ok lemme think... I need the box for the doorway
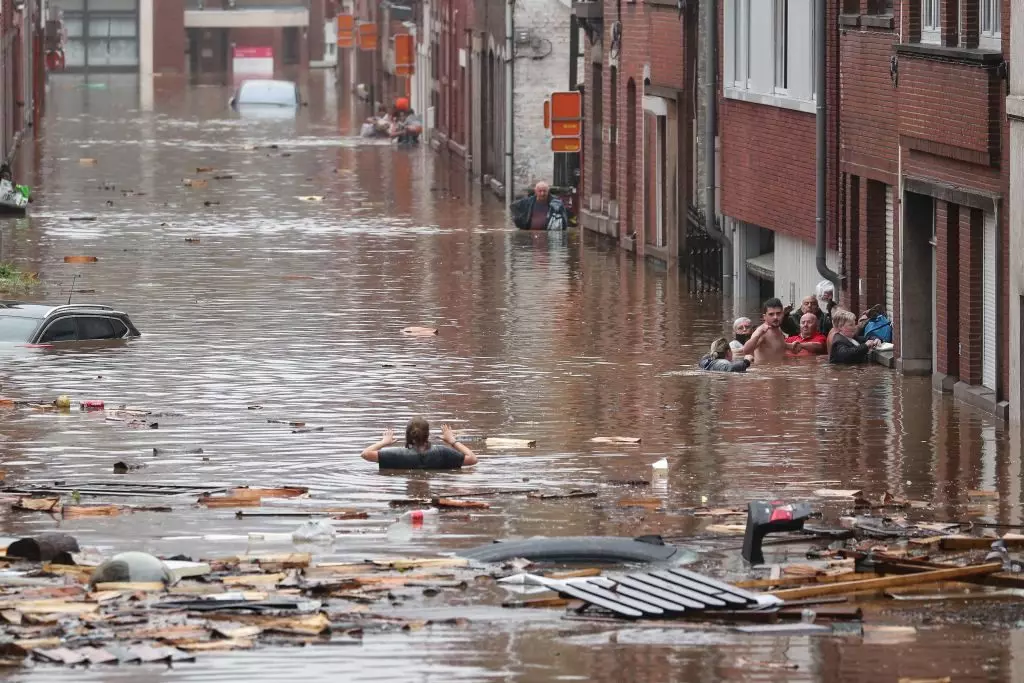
[901,192,935,375]
[625,78,636,238]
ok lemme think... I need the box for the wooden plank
[625,574,726,608]
[484,438,536,449]
[735,571,866,590]
[768,562,1004,601]
[939,536,1024,551]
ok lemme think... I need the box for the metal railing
[683,204,723,294]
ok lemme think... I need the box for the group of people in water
[700,280,894,372]
[361,97,423,144]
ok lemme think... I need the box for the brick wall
[839,29,898,182]
[153,0,186,74]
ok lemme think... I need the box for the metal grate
[2,481,228,498]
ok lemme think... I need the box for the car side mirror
[229,97,236,108]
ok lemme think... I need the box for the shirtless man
[741,298,788,363]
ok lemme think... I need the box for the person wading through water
[740,298,788,363]
[511,181,570,231]
[361,417,479,470]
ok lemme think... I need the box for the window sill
[861,14,894,29]
[894,42,1004,66]
[724,87,814,115]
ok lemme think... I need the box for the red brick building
[578,0,1011,419]
[577,0,698,265]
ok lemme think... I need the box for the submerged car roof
[0,302,120,318]
[237,79,298,106]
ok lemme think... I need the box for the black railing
[683,204,723,294]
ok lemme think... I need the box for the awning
[745,252,774,281]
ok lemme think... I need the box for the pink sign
[233,46,273,59]
[232,45,274,79]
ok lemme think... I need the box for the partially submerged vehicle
[229,79,302,119]
[458,535,696,565]
[0,302,141,348]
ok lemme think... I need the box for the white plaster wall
[1009,0,1024,423]
[773,232,840,308]
[511,0,571,192]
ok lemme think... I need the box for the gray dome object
[89,551,173,587]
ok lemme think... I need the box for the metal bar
[590,578,690,613]
[565,579,665,616]
[667,567,761,604]
[547,581,644,618]
[649,571,746,606]
[626,573,727,608]
[615,576,706,610]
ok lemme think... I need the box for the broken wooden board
[484,437,536,449]
[812,489,863,499]
[589,437,642,445]
[92,582,166,592]
[526,490,597,500]
[176,639,255,652]
[433,498,490,509]
[62,504,122,518]
[938,536,1024,551]
[401,326,438,336]
[12,600,99,615]
[769,562,1003,601]
[704,523,748,535]
[370,557,469,571]
[222,573,287,587]
[212,624,263,640]
[228,486,309,500]
[12,497,60,512]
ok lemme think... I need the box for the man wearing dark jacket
[699,338,753,373]
[829,309,880,364]
[511,181,570,230]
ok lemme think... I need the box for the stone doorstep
[870,349,895,369]
[579,208,619,239]
[953,381,1010,421]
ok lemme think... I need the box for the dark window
[110,318,128,338]
[40,317,77,343]
[867,0,894,13]
[283,27,300,65]
[78,316,117,340]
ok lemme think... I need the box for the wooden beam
[768,563,1003,601]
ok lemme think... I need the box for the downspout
[504,0,515,204]
[703,0,733,294]
[815,0,840,288]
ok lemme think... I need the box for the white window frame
[979,0,1001,51]
[773,0,788,95]
[921,0,941,45]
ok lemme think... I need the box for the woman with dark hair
[361,417,479,470]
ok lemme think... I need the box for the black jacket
[829,333,870,364]
[511,194,569,230]
[699,354,750,373]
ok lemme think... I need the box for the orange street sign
[551,120,581,136]
[543,99,550,129]
[394,33,414,75]
[551,137,581,153]
[357,23,378,51]
[550,91,582,121]
[337,15,355,49]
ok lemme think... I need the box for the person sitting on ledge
[829,309,880,365]
[700,338,753,373]
[361,417,478,470]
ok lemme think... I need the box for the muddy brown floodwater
[0,72,1022,682]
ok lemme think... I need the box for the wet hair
[732,317,751,332]
[709,338,731,358]
[763,297,784,313]
[831,309,856,329]
[405,417,430,449]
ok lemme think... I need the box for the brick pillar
[959,207,984,385]
[960,0,980,48]
[847,175,861,314]
[906,0,922,43]
[861,180,886,311]
[941,0,960,46]
[936,201,960,379]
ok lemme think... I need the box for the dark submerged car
[0,302,141,347]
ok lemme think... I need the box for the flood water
[0,71,1022,681]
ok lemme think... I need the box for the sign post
[548,91,582,153]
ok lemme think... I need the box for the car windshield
[236,81,298,107]
[0,316,40,342]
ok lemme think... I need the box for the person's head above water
[762,298,784,327]
[405,416,431,450]
[534,181,550,203]
[709,337,732,360]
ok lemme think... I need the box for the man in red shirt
[786,312,828,356]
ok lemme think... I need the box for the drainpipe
[703,0,733,294]
[504,0,515,204]
[815,0,840,289]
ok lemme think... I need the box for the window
[78,317,117,340]
[867,0,894,13]
[110,319,129,338]
[922,0,940,44]
[0,317,41,343]
[774,0,788,93]
[980,0,1001,50]
[40,317,77,343]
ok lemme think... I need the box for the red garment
[786,333,827,356]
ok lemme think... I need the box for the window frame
[979,0,1001,51]
[773,0,788,95]
[921,0,941,45]
[37,316,79,344]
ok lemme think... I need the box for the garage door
[982,211,997,391]
[885,185,894,317]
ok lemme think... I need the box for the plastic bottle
[80,400,104,411]
[399,509,439,525]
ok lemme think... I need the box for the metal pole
[815,0,839,288]
[504,0,514,204]
[703,0,732,294]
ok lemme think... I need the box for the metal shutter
[982,212,997,390]
[885,186,894,317]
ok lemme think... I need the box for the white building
[1008,6,1024,423]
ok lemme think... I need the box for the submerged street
[0,72,1020,681]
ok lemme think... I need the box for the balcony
[185,0,309,28]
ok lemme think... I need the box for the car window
[39,317,77,343]
[78,316,117,340]
[0,316,41,342]
[110,318,128,338]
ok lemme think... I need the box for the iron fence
[683,204,723,294]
